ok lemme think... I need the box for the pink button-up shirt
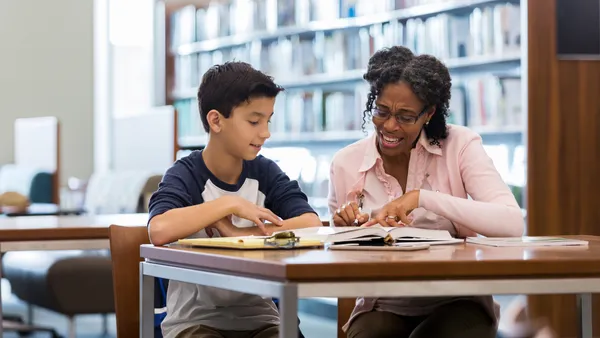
[328,124,524,331]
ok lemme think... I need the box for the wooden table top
[0,203,84,217]
[141,236,600,282]
[0,213,148,241]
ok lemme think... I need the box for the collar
[358,130,442,173]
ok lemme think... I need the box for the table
[0,213,149,337]
[140,236,600,338]
[0,203,84,217]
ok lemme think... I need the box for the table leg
[140,262,155,338]
[577,293,592,338]
[278,285,298,338]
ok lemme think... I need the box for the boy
[148,61,322,338]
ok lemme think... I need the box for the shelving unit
[172,52,521,98]
[173,0,520,56]
[157,0,526,215]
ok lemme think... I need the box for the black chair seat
[2,250,115,316]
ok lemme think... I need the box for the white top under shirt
[148,151,316,336]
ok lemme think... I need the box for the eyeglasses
[371,106,429,125]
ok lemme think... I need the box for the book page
[387,226,453,240]
[281,226,389,242]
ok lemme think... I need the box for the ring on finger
[336,208,342,215]
[386,215,399,222]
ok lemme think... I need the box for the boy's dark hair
[197,61,283,132]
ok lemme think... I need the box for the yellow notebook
[177,235,323,250]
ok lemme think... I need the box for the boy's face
[220,96,275,160]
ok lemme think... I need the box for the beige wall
[0,0,95,184]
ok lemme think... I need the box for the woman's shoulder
[331,135,372,168]
[442,124,482,150]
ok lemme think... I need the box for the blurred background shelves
[172,52,522,98]
[178,130,367,151]
[172,0,521,56]
[159,0,526,216]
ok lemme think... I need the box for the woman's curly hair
[363,46,452,146]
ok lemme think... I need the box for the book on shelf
[174,73,522,146]
[466,236,589,247]
[283,226,465,245]
[169,1,521,92]
[461,75,522,129]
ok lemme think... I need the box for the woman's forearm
[419,189,524,237]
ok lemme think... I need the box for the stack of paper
[466,236,589,247]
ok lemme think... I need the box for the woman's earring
[426,120,430,125]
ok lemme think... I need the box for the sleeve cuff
[418,189,436,209]
[282,201,317,220]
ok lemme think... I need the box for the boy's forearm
[149,196,235,245]
[230,213,322,237]
[281,212,322,229]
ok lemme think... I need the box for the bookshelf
[157,0,526,215]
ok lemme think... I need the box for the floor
[1,279,517,338]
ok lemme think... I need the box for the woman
[328,46,524,338]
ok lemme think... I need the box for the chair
[11,116,61,204]
[337,299,354,338]
[2,250,115,337]
[0,164,54,204]
[109,224,150,337]
[2,172,160,337]
[109,221,353,338]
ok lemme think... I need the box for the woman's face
[372,81,432,158]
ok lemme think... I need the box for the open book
[466,236,589,247]
[283,226,464,245]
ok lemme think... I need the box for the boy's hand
[205,227,216,238]
[229,196,283,235]
[210,216,237,237]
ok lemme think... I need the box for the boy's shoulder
[244,154,280,179]
[169,150,204,171]
[164,150,207,183]
[247,153,276,166]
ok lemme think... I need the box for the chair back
[337,299,355,338]
[13,116,60,204]
[108,220,351,337]
[109,224,150,337]
[85,171,159,215]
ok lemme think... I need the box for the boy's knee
[253,325,279,338]
[346,311,411,338]
[253,324,305,338]
[347,324,405,338]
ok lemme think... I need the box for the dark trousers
[346,300,497,338]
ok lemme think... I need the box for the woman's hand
[363,190,420,227]
[333,201,370,227]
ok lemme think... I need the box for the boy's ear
[206,109,223,133]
